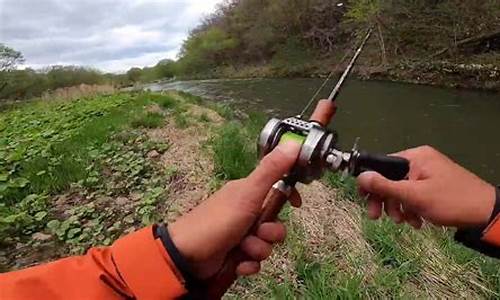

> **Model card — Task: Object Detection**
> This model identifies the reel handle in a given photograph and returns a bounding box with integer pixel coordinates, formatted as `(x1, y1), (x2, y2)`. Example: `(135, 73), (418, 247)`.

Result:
(353, 151), (410, 181)
(205, 185), (290, 299)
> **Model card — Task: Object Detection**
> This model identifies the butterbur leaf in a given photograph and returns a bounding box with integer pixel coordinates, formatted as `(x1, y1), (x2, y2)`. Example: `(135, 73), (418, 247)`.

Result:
(67, 228), (82, 239)
(34, 211), (48, 221)
(0, 173), (8, 182)
(10, 177), (30, 188)
(46, 220), (61, 232)
(0, 183), (9, 192)
(1, 213), (24, 224)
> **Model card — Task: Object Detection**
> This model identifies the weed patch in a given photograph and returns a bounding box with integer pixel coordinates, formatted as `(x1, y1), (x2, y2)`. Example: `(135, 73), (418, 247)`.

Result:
(174, 113), (190, 129)
(156, 95), (179, 110)
(131, 112), (164, 129)
(211, 123), (256, 180)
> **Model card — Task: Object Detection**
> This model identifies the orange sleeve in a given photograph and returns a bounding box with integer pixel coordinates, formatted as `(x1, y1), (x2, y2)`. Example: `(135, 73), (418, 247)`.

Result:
(482, 213), (500, 246)
(482, 187), (500, 247)
(0, 226), (187, 300)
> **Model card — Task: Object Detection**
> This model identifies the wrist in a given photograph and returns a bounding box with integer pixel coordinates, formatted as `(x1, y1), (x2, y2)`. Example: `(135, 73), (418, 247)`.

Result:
(477, 184), (497, 226)
(155, 224), (204, 291)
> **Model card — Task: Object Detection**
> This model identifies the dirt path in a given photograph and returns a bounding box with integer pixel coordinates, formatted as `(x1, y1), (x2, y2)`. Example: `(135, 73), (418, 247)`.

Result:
(148, 103), (223, 220)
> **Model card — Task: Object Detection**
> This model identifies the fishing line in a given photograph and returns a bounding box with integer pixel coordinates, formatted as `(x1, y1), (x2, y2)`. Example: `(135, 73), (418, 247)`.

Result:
(299, 27), (374, 118)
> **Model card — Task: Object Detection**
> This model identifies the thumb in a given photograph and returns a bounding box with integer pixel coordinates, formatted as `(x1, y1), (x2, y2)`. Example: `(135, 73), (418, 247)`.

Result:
(247, 141), (301, 189)
(357, 171), (413, 203)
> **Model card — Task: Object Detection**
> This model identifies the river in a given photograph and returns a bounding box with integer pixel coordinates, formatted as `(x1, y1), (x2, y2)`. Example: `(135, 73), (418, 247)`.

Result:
(147, 78), (500, 184)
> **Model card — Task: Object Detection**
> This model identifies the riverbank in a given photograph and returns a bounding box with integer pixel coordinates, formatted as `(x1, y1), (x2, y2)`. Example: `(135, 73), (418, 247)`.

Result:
(1, 91), (500, 298)
(178, 60), (500, 92)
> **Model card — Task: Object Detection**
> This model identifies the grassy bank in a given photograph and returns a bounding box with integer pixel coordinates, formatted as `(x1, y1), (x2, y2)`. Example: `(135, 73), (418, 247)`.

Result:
(0, 91), (205, 266)
(210, 104), (500, 298)
(2, 91), (500, 298)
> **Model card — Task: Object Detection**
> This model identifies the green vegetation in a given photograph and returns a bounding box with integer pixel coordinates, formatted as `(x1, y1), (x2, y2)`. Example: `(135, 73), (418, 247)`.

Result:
(131, 112), (165, 129)
(211, 123), (256, 180)
(0, 44), (174, 102)
(173, 0), (499, 89)
(2, 90), (500, 297)
(0, 63), (110, 101)
(3, 1), (498, 104)
(211, 104), (500, 299)
(0, 92), (173, 249)
(125, 59), (177, 84)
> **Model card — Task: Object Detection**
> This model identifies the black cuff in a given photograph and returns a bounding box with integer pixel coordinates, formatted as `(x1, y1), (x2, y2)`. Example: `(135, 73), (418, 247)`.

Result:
(154, 224), (206, 299)
(454, 187), (500, 258)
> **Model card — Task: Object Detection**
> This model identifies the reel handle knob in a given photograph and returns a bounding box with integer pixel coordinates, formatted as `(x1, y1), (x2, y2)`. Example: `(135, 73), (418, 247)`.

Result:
(353, 151), (410, 181)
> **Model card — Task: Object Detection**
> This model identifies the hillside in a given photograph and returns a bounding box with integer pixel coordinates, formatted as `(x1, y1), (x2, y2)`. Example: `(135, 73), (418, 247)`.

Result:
(174, 0), (500, 91)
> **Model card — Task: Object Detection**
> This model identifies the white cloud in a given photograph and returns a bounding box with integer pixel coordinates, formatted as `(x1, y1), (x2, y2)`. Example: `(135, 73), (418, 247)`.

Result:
(0, 0), (223, 72)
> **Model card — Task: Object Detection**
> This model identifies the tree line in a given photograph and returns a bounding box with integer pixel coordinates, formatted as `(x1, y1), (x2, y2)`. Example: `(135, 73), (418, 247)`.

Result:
(0, 44), (176, 101)
(175, 0), (500, 76)
(2, 0), (499, 100)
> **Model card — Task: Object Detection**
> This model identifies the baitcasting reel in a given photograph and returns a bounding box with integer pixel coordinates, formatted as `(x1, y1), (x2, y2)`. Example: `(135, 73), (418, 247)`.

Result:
(258, 117), (410, 184)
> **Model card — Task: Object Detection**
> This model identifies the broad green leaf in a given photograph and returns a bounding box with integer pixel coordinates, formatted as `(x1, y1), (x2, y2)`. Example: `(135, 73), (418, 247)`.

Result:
(46, 220), (61, 232)
(0, 173), (8, 182)
(67, 228), (82, 239)
(34, 211), (48, 221)
(10, 177), (30, 188)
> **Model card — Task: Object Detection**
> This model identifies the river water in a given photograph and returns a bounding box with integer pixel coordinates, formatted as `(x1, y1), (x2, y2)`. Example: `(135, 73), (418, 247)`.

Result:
(147, 78), (500, 183)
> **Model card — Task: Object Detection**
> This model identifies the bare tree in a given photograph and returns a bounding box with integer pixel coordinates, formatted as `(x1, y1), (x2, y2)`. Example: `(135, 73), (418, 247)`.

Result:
(0, 44), (25, 71)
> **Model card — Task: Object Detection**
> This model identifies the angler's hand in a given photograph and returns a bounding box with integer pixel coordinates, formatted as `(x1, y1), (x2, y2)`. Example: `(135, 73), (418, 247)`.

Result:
(357, 146), (496, 229)
(168, 141), (302, 280)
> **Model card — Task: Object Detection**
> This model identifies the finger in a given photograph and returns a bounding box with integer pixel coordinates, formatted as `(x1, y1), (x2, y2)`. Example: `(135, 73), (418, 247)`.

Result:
(310, 99), (337, 126)
(240, 235), (273, 261)
(384, 199), (403, 224)
(402, 208), (423, 229)
(236, 261), (261, 276)
(289, 188), (302, 208)
(357, 171), (414, 204)
(248, 141), (301, 189)
(256, 222), (287, 243)
(367, 195), (383, 220)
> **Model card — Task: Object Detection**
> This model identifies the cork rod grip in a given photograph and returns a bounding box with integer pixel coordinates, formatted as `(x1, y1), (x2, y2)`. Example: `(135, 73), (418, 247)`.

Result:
(205, 187), (289, 299)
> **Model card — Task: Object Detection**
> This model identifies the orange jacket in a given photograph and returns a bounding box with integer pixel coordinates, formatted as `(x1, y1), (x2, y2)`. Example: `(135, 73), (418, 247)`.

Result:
(2, 188), (500, 300)
(0, 226), (187, 300)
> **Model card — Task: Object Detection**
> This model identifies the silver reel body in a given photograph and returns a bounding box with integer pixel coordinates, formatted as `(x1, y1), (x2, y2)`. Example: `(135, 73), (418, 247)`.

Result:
(258, 117), (350, 184)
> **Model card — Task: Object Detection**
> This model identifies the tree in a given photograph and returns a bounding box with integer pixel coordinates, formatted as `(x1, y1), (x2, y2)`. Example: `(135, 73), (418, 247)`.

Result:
(127, 68), (143, 83)
(346, 0), (388, 66)
(0, 44), (25, 71)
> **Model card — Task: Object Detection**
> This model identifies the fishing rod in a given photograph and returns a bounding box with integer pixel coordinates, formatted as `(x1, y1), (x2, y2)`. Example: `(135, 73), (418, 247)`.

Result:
(205, 28), (409, 299)
(300, 28), (373, 118)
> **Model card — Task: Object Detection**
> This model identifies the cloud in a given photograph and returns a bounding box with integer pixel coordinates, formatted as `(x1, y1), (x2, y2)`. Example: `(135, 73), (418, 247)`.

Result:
(0, 0), (222, 72)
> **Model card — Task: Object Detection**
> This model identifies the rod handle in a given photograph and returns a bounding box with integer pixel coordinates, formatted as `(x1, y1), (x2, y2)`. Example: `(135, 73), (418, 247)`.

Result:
(353, 151), (410, 181)
(205, 185), (289, 299)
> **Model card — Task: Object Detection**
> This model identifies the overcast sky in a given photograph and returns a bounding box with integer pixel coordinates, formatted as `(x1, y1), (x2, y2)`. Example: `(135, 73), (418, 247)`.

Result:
(0, 0), (222, 73)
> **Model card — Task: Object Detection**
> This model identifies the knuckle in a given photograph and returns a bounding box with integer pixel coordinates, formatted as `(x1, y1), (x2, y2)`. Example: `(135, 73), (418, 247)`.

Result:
(261, 153), (282, 174)
(248, 240), (272, 261)
(370, 177), (385, 193)
(420, 145), (437, 156)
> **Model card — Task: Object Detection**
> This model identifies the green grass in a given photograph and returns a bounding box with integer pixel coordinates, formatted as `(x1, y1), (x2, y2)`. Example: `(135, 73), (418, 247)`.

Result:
(199, 112), (211, 123)
(207, 103), (500, 298)
(211, 122), (256, 180)
(177, 90), (203, 104)
(156, 95), (179, 110)
(210, 102), (235, 119)
(131, 112), (164, 129)
(174, 113), (190, 129)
